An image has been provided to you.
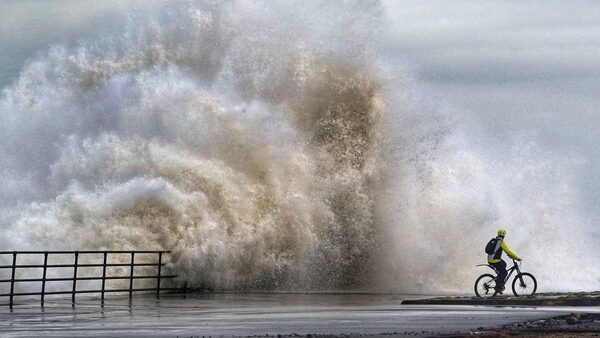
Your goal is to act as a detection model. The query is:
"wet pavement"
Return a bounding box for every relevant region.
[0,293,598,337]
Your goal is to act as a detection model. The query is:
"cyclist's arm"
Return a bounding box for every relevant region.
[501,241,521,260]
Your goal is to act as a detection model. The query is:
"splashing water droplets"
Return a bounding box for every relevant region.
[0,1,385,291]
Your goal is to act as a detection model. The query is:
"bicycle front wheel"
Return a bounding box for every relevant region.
[474,273,497,298]
[512,272,537,297]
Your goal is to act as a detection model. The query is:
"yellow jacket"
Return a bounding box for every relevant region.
[488,238,521,263]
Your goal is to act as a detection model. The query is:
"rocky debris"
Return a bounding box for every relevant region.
[564,313,581,325]
[448,313,600,337]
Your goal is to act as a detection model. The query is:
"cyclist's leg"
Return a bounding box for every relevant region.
[493,260,507,291]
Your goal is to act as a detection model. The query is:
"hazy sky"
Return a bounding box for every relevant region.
[383,0,600,142]
[0,0,163,88]
[382,1,600,222]
[2,0,599,219]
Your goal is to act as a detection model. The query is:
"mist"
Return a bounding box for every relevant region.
[1,0,598,293]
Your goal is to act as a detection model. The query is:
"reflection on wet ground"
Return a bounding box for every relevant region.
[1,293,597,337]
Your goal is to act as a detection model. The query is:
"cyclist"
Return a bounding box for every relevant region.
[487,229,521,294]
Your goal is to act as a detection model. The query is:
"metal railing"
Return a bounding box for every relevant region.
[0,251,179,307]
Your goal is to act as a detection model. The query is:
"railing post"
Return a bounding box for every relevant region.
[72,251,79,305]
[41,252,48,306]
[129,252,135,299]
[101,252,107,301]
[9,252,17,307]
[156,252,163,298]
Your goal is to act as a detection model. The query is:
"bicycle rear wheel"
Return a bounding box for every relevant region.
[512,272,537,297]
[474,273,497,298]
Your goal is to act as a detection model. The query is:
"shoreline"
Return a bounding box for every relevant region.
[402,291,600,307]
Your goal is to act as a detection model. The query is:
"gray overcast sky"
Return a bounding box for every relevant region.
[382,0,600,141]
[1,0,599,218]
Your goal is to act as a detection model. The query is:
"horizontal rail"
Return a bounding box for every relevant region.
[0,263,165,269]
[0,288,181,297]
[0,251,170,254]
[0,275,177,283]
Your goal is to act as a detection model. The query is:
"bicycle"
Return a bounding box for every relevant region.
[474,259,537,298]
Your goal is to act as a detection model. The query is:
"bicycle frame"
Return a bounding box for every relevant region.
[502,260,521,285]
[477,259,522,285]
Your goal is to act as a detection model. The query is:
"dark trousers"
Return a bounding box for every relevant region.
[490,260,507,290]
